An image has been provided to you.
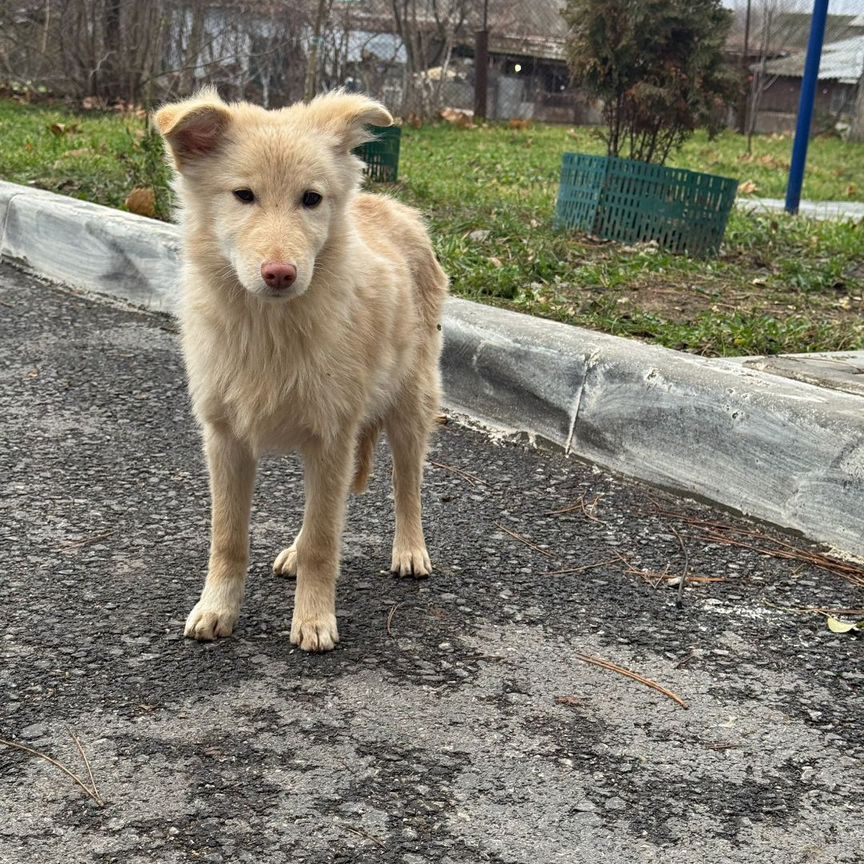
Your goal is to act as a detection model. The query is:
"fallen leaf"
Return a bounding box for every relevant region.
[48,122,79,137]
[124,186,157,218]
[827,616,863,633]
[439,107,475,129]
[739,180,758,195]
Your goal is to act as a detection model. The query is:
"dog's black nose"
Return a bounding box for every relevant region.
[261,262,297,290]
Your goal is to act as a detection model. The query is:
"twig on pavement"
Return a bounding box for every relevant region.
[544,494,605,523]
[645,508,864,588]
[701,530,864,588]
[671,525,690,607]
[495,523,554,559]
[0,735,103,805]
[675,650,697,669]
[386,602,403,638]
[573,652,689,709]
[69,730,100,805]
[428,460,480,487]
[580,495,605,524]
[341,824,386,848]
[57,531,114,551]
[543,498,586,517]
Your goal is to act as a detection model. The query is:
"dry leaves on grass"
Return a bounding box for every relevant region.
[439,107,475,129]
[124,186,157,218]
[48,122,80,136]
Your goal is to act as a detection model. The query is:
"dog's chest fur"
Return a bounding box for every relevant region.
[181,283,411,451]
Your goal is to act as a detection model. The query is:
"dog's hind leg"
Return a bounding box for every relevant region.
[289,430,356,652]
[273,529,301,578]
[185,423,257,640]
[385,381,437,578]
[351,421,381,494]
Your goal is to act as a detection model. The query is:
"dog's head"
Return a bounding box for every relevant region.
[154,88,392,300]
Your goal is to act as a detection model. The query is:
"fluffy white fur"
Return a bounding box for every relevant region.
[155,89,448,651]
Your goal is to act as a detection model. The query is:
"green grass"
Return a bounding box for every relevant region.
[2,97,863,357]
[0,100,172,216]
[395,122,864,355]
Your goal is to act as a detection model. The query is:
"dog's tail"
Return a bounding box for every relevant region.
[352,421,381,494]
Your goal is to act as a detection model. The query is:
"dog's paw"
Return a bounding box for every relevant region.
[391,545,432,578]
[290,612,339,652]
[184,594,240,641]
[272,544,298,577]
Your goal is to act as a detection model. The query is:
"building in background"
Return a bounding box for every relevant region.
[754,27,864,133]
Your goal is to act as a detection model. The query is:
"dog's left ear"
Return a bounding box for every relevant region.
[304,91,393,151]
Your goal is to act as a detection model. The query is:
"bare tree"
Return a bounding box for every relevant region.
[390,0,469,118]
[0,1,319,107]
[304,0,333,100]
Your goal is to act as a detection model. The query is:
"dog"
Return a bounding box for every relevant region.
[154,88,448,652]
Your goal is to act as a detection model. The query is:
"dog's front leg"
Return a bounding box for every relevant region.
[184,422,257,640]
[290,433,355,652]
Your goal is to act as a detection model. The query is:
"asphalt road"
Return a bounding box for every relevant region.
[1,263,862,864]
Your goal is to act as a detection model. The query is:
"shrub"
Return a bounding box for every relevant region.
[564,0,738,164]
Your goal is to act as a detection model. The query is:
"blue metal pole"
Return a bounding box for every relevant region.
[785,0,830,214]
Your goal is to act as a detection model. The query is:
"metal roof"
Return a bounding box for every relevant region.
[760,35,864,84]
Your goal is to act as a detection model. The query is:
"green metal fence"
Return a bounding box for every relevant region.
[555,153,738,256]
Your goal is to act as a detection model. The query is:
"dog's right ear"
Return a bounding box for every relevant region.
[153,88,231,169]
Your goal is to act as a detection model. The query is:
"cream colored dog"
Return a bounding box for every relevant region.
[154,89,447,652]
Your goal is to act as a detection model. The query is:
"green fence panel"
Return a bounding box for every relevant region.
[555,153,738,256]
[354,125,402,183]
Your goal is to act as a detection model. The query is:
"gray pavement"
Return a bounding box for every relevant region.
[1,263,863,864]
[737,197,864,221]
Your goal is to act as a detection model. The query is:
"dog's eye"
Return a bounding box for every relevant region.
[233,188,255,204]
[302,191,322,209]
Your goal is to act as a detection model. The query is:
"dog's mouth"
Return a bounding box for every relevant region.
[261,284,299,299]
[255,279,308,301]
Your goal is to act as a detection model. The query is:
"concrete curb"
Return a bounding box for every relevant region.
[3,180,864,557]
[0,181,180,313]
